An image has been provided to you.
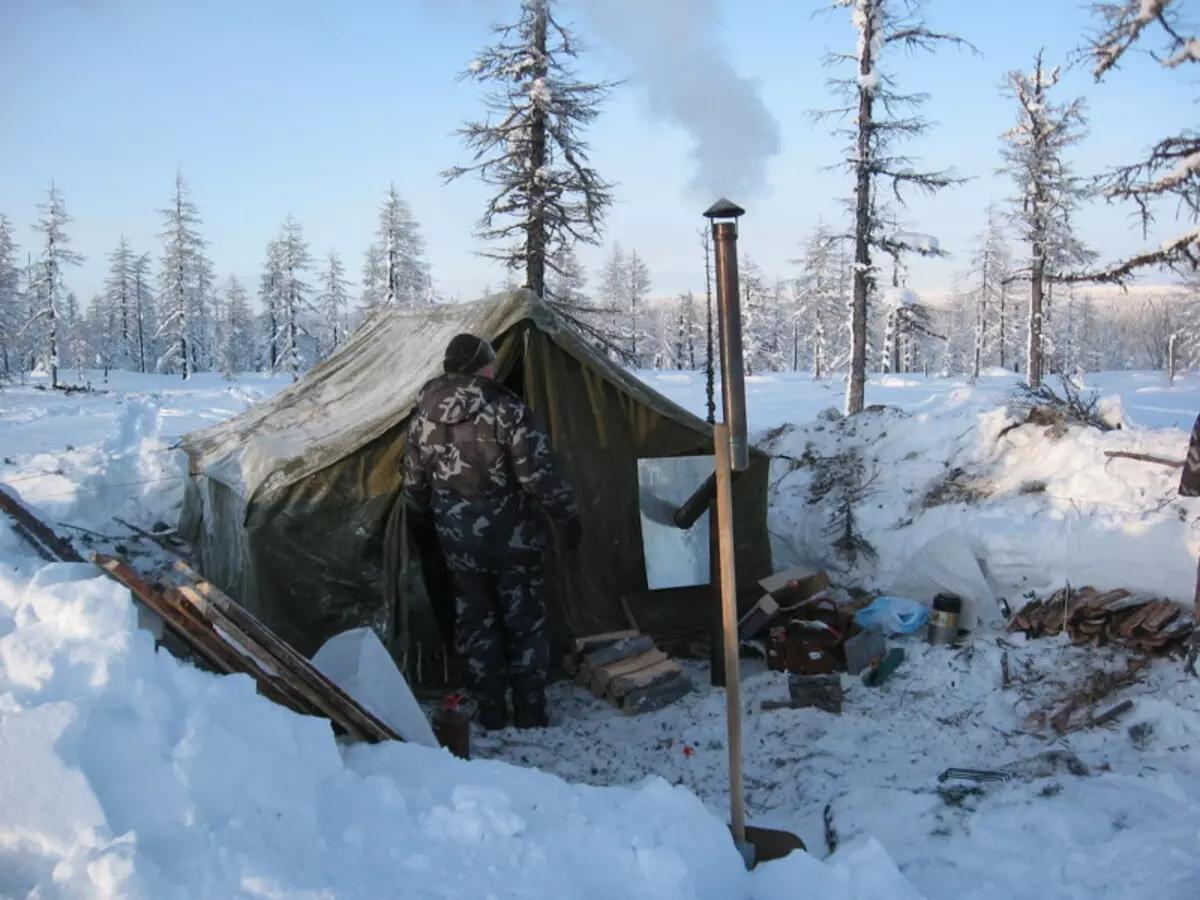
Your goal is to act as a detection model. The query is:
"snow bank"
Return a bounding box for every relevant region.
[0,557,925,899]
[1,560,755,898]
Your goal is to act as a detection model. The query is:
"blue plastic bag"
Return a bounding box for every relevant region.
[854,595,929,635]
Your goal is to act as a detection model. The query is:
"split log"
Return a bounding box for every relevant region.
[608,658,682,700]
[621,672,694,715]
[590,648,667,697]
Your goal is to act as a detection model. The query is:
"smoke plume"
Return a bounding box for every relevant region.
[574,0,782,202]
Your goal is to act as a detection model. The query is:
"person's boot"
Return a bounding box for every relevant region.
[513,688,548,729]
[475,695,508,731]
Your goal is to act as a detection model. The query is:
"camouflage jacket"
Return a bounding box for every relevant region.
[1181,413,1200,497]
[401,372,580,563]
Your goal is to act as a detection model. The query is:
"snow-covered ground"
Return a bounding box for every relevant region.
[2,367,1199,898]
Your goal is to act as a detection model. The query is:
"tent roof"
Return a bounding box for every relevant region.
[180,290,726,503]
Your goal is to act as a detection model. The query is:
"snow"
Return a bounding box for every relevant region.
[3,365,1200,898]
[891,231,941,254]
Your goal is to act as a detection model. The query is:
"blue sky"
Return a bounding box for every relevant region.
[0,0,1189,306]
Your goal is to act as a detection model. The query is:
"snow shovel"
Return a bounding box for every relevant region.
[713,423,806,869]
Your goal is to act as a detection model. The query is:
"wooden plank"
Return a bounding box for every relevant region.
[572,630,640,656]
[172,583,355,732]
[92,554,241,677]
[173,560,400,743]
[0,484,84,563]
[608,658,682,699]
[92,555,315,716]
[590,648,667,697]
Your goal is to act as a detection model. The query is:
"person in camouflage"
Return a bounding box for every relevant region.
[401,332,582,729]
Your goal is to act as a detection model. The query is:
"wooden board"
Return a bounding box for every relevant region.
[172,560,399,743]
[0,484,84,563]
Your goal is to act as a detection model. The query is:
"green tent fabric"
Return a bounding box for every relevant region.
[177,290,774,674]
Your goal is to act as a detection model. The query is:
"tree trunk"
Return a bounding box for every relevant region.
[846,22,875,415]
[135,272,146,373]
[1028,243,1045,388]
[998,282,1007,370]
[525,7,549,299]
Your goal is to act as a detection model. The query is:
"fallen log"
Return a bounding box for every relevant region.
[1103,450,1183,468]
[0,484,84,563]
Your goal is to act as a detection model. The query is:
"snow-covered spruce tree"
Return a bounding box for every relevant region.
[28,182,84,388]
[675,290,700,370]
[316,251,351,358]
[155,173,208,380]
[547,243,587,307]
[625,249,651,365]
[0,214,21,378]
[64,292,87,383]
[218,273,255,374]
[815,0,973,413]
[445,0,615,299]
[739,256,772,375]
[86,294,115,381]
[130,251,153,374]
[545,242,614,353]
[792,223,850,378]
[957,205,1015,377]
[595,243,632,360]
[358,242,386,322]
[218,275,255,378]
[998,50,1090,388]
[191,252,217,373]
[1075,0,1199,280]
[274,216,315,380]
[375,184,429,311]
[103,237,138,369]
[258,237,284,373]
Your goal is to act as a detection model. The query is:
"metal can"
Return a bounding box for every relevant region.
[928,593,962,645]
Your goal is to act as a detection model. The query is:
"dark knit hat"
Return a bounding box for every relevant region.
[443,333,496,374]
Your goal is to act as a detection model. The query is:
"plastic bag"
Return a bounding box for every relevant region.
[854,595,929,635]
[311,627,439,748]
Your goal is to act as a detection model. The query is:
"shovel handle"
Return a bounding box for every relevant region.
[714,423,746,845]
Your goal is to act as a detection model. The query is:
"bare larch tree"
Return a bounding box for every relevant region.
[445,0,616,299]
[998,50,1090,387]
[815,0,974,414]
[1075,0,1199,281]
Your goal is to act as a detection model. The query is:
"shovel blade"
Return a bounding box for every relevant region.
[731,824,807,868]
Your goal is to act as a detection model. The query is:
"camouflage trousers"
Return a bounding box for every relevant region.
[448,559,549,708]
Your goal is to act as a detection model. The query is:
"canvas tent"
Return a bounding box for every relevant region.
[177,290,773,674]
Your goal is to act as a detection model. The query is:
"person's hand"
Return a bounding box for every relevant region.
[563,517,583,550]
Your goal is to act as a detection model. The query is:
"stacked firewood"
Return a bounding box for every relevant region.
[1011,586,1194,655]
[562,630,694,715]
